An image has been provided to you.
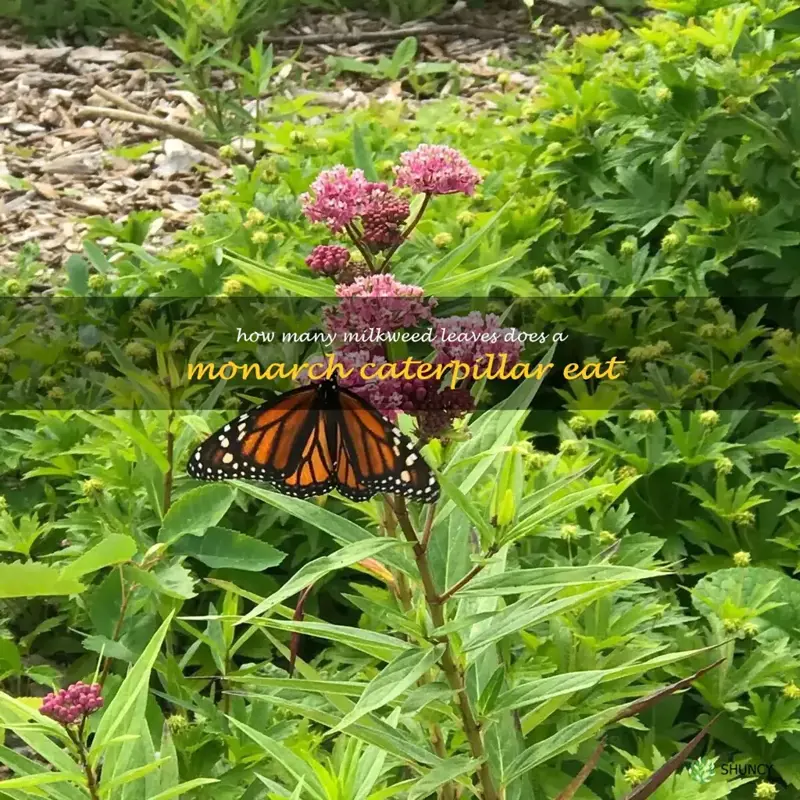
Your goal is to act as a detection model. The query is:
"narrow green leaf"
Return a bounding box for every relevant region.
[334,645,444,731]
[228,717,327,800]
[146,779,220,800]
[225,251,335,297]
[504,707,621,785]
[252,618,410,662]
[425,253,521,296]
[0,772,78,789]
[90,614,173,763]
[461,565,669,596]
[407,756,483,800]
[353,125,379,182]
[234,482,414,575]
[98,758,170,796]
[421,200,510,285]
[500,485,613,545]
[239,538,403,624]
[462,585,617,655]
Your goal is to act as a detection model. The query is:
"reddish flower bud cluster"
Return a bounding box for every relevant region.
[361,187,410,250]
[306,245,351,276]
[41,682,103,726]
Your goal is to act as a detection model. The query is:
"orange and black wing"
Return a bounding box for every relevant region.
[332,387,439,503]
[187,385,337,499]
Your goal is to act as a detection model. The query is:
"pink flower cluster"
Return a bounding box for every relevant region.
[300,166,369,233]
[356,377,474,436]
[433,312,522,367]
[306,245,351,275]
[41,682,103,726]
[300,146,480,267]
[325,275,436,340]
[394,145,482,196]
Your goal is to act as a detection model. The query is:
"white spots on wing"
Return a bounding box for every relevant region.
[219,436,230,448]
[222,453,234,464]
[223,424,231,432]
[239,413,249,421]
[392,445,401,456]
[406,453,417,466]
[238,422,247,432]
[237,431,246,441]
[400,470,411,482]
[194,451,201,461]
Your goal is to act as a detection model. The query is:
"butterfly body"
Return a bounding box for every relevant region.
[188,379,439,503]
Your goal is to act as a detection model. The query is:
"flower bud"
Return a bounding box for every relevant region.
[433,232,453,248]
[733,550,751,567]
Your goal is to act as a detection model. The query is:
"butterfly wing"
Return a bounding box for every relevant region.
[333,387,440,503]
[188,382,439,503]
[187,385,337,498]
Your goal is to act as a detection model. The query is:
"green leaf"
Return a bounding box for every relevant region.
[83,240,113,274]
[353,125,379,182]
[434,469,494,545]
[461,565,668,596]
[407,756,483,800]
[228,717,327,800]
[494,647,718,718]
[98,758,171,797]
[0,563,84,598]
[389,36,418,77]
[421,200,510,285]
[158,484,235,544]
[252,619,409,662]
[225,251,335,297]
[240,538,403,624]
[172,526,285,571]
[65,255,89,296]
[0,772,79,789]
[504,707,621,784]
[127,563,196,599]
[462,585,618,656]
[500,485,612,545]
[146,779,220,800]
[90,614,172,764]
[424,253,522,296]
[334,645,444,731]
[61,535,137,580]
[234,482,414,575]
[76,413,170,474]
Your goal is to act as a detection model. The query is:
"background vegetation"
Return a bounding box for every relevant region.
[2,0,800,798]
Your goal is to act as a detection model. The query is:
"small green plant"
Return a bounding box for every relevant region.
[325,36,457,95]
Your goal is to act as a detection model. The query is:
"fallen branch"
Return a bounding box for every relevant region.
[74,106,254,167]
[267,23,523,47]
[92,85,149,116]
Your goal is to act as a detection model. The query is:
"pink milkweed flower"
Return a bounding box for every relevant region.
[394,144,482,196]
[40,681,103,726]
[300,166,370,232]
[325,275,436,339]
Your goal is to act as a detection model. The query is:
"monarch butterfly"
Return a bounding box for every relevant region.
[187,378,439,503]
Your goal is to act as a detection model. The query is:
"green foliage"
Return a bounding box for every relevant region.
[4,0,800,798]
